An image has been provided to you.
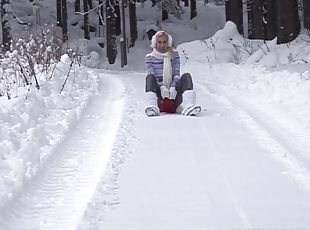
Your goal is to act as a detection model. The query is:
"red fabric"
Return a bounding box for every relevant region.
[160,98,176,113]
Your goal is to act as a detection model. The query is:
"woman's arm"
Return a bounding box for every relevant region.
[145,54,155,75]
[171,51,180,87]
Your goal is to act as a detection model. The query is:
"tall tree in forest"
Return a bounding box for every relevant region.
[225,0,243,34]
[184,0,189,7]
[1,0,11,50]
[83,0,90,39]
[247,0,276,40]
[57,0,62,27]
[162,0,169,21]
[61,0,68,42]
[190,0,197,19]
[106,0,117,64]
[275,0,300,44]
[75,0,80,13]
[56,0,68,42]
[129,0,138,47]
[115,2,121,36]
[303,0,310,30]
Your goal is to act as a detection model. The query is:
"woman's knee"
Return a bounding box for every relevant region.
[180,73,193,90]
[181,73,192,79]
[146,73,156,82]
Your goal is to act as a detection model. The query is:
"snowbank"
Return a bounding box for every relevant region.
[0,55,100,206]
[179,21,310,68]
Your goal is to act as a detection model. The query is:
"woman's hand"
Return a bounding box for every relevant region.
[160,86,169,98]
[169,87,177,100]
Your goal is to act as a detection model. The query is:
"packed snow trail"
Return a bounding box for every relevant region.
[0,74,126,230]
[1,69,310,230]
[80,71,310,229]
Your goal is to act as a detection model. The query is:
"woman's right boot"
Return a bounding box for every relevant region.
[145,92,160,116]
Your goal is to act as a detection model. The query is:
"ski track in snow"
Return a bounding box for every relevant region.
[0,74,126,230]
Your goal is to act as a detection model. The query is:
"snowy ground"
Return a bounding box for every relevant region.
[1,1,310,229]
[1,61,310,229]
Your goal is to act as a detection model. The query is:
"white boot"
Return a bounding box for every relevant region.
[182,90,201,116]
[145,92,160,116]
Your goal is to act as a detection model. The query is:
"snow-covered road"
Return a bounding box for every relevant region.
[1,68,310,230]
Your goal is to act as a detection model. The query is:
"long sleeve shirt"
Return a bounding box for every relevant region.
[145,50,180,88]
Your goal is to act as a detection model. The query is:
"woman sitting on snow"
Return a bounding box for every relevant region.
[144,30,201,116]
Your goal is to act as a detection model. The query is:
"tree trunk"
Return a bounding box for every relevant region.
[1,0,11,51]
[276,0,300,44]
[190,0,197,19]
[83,0,90,39]
[56,0,62,27]
[99,0,104,26]
[87,0,92,9]
[75,0,80,13]
[247,0,276,40]
[162,0,168,21]
[225,0,243,34]
[184,0,189,7]
[129,0,138,47]
[115,2,121,36]
[106,0,117,64]
[304,0,310,29]
[61,0,68,42]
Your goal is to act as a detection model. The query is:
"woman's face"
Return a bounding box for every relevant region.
[156,34,169,52]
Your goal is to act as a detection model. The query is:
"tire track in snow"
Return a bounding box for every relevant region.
[77,72,143,230]
[195,83,252,228]
[0,76,125,230]
[199,79,310,193]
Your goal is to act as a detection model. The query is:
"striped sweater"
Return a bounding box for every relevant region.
[145,50,180,87]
